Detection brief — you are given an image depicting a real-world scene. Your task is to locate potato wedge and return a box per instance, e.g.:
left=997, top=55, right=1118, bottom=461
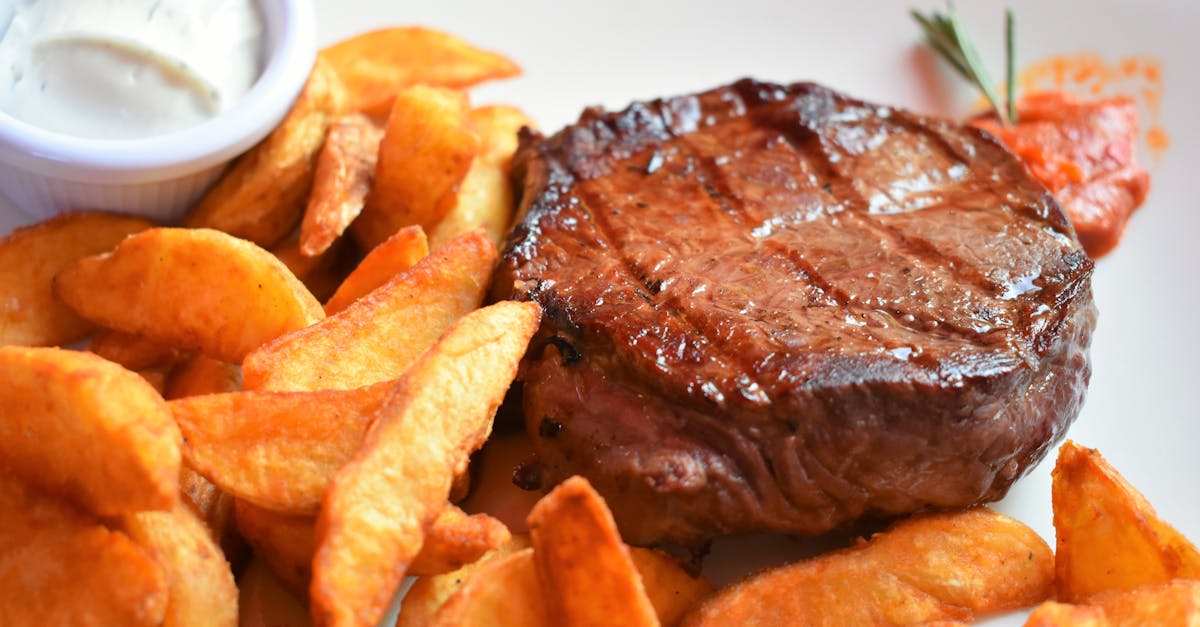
left=459, top=431, right=542, bottom=534
left=311, top=300, right=541, bottom=627
left=397, top=536, right=533, bottom=627
left=243, top=229, right=496, bottom=392
left=418, top=543, right=709, bottom=627
left=427, top=548, right=549, bottom=627
left=429, top=105, right=531, bottom=250
left=271, top=232, right=351, bottom=304
left=165, top=354, right=243, bottom=399
left=352, top=86, right=479, bottom=250
left=172, top=382, right=390, bottom=514
left=0, top=346, right=180, bottom=516
left=89, top=329, right=181, bottom=371
left=528, top=476, right=660, bottom=627
left=301, top=114, right=384, bottom=257
left=682, top=507, right=1053, bottom=626
left=0, top=473, right=168, bottom=626
left=235, top=500, right=317, bottom=600
left=1024, top=601, right=1109, bottom=626
left=122, top=502, right=238, bottom=627
left=55, top=228, right=324, bottom=364
left=239, top=558, right=313, bottom=627
left=184, top=57, right=345, bottom=248
left=410, top=508, right=511, bottom=577
left=1053, top=440, right=1200, bottom=603
left=323, top=224, right=429, bottom=315
left=179, top=465, right=244, bottom=567
left=1091, top=579, right=1200, bottom=625
left=0, top=211, right=150, bottom=346
left=318, top=27, right=520, bottom=120
left=629, top=549, right=715, bottom=627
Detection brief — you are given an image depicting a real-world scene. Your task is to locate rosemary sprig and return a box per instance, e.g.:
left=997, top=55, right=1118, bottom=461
left=912, top=3, right=1017, bottom=126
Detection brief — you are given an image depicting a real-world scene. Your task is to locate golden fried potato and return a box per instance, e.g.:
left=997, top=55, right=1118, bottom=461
left=89, top=328, right=180, bottom=371
left=429, top=105, right=532, bottom=250
left=301, top=114, right=383, bottom=257
left=0, top=211, right=150, bottom=346
left=184, top=57, right=345, bottom=248
left=629, top=549, right=715, bottom=627
left=1091, top=579, right=1200, bottom=625
left=55, top=228, right=324, bottom=364
left=271, top=231, right=351, bottom=304
left=179, top=465, right=244, bottom=568
left=311, top=300, right=541, bottom=627
left=397, top=536, right=533, bottom=627
left=352, top=86, right=479, bottom=250
left=172, top=382, right=390, bottom=514
left=0, top=473, right=168, bottom=626
left=427, top=548, right=549, bottom=627
left=243, top=229, right=496, bottom=392
left=1024, top=601, right=1109, bottom=626
left=323, top=224, right=428, bottom=315
left=682, top=507, right=1053, bottom=626
left=459, top=431, right=542, bottom=533
left=164, top=355, right=242, bottom=399
left=235, top=500, right=316, bottom=600
left=410, top=507, right=511, bottom=577
left=318, top=27, right=520, bottom=120
left=238, top=558, right=313, bottom=627
left=1053, top=440, right=1200, bottom=603
left=528, top=476, right=660, bottom=627
left=0, top=346, right=180, bottom=516
left=122, top=502, right=238, bottom=627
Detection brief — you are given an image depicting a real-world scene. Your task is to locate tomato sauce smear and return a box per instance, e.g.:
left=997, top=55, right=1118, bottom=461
left=973, top=91, right=1150, bottom=258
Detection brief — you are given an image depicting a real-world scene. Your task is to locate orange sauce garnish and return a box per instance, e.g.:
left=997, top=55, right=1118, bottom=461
left=1017, top=53, right=1168, bottom=161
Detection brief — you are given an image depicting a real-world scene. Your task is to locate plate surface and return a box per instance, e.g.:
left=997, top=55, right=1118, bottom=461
left=3, top=1, right=1196, bottom=623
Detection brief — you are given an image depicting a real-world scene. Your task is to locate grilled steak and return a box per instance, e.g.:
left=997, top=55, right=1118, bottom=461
left=499, top=80, right=1096, bottom=546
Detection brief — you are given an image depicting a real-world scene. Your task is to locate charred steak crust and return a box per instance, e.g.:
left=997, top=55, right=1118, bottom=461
left=499, top=79, right=1096, bottom=546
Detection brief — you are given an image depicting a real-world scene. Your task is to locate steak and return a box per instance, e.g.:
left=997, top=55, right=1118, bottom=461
left=498, top=79, right=1096, bottom=546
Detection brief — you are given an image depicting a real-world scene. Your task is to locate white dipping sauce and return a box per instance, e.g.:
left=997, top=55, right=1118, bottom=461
left=0, top=0, right=264, bottom=140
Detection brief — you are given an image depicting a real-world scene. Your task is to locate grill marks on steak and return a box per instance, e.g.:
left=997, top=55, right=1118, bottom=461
left=502, top=80, right=1096, bottom=545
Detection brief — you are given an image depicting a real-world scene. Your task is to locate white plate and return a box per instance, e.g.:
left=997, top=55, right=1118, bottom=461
left=3, top=1, right=1196, bottom=623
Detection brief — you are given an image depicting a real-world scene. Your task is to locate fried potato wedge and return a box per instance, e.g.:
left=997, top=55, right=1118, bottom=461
left=272, top=232, right=350, bottom=303
left=239, top=558, right=313, bottom=627
left=55, top=228, right=324, bottom=364
left=184, top=57, right=345, bottom=248
left=1091, top=579, right=1200, bottom=625
left=319, top=27, right=520, bottom=120
left=301, top=114, right=384, bottom=257
left=429, top=105, right=531, bottom=250
left=417, top=542, right=709, bottom=627
left=459, top=431, right=542, bottom=534
left=323, top=224, right=428, bottom=315
left=179, top=465, right=244, bottom=567
left=165, top=355, right=243, bottom=399
left=410, top=507, right=511, bottom=577
left=1024, top=601, right=1109, bottom=626
left=352, top=86, right=479, bottom=250
left=122, top=502, right=238, bottom=627
left=235, top=500, right=317, bottom=600
left=0, top=211, right=150, bottom=346
left=243, top=229, right=496, bottom=392
left=172, top=382, right=389, bottom=514
left=427, top=548, right=549, bottom=627
left=629, top=549, right=715, bottom=627
left=0, top=473, right=168, bottom=626
left=682, top=507, right=1053, bottom=626
left=1053, top=440, right=1200, bottom=603
left=528, top=476, right=660, bottom=627
left=397, top=535, right=532, bottom=627
left=89, top=329, right=181, bottom=371
left=0, top=346, right=180, bottom=516
left=311, top=300, right=541, bottom=627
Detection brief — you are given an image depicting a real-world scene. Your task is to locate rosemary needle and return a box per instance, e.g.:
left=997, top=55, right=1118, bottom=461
left=912, top=2, right=1017, bottom=126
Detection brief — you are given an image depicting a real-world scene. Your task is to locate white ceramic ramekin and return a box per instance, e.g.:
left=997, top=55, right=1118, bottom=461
left=0, top=0, right=316, bottom=223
